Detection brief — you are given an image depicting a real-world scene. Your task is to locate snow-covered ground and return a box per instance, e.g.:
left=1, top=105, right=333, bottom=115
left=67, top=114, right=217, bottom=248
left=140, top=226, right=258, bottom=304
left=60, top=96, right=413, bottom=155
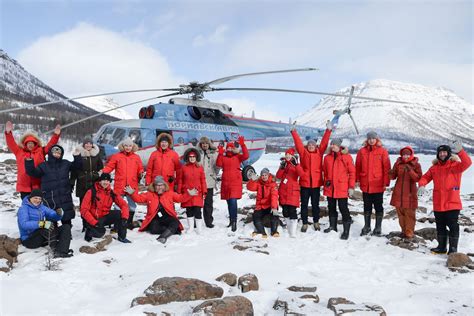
left=0, top=152, right=473, bottom=315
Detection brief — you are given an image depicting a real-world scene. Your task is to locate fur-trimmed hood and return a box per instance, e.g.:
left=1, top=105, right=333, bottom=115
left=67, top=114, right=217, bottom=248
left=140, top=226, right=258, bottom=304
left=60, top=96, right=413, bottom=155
left=118, top=140, right=139, bottom=153
left=19, top=132, right=42, bottom=149
left=325, top=145, right=349, bottom=155
left=432, top=154, right=460, bottom=165
left=362, top=138, right=383, bottom=148
left=76, top=144, right=100, bottom=157
left=183, top=147, right=201, bottom=162
left=198, top=136, right=216, bottom=150
left=156, top=133, right=173, bottom=149
left=147, top=181, right=170, bottom=193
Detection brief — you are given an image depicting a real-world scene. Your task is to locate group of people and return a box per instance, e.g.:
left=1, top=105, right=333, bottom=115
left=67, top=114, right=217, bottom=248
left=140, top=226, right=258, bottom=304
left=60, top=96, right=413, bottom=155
left=7, top=118, right=471, bottom=258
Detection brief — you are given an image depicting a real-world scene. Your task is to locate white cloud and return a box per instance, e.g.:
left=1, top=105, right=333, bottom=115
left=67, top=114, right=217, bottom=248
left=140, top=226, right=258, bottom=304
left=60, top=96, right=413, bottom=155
left=17, top=22, right=184, bottom=115
left=193, top=24, right=229, bottom=47
left=214, top=97, right=286, bottom=122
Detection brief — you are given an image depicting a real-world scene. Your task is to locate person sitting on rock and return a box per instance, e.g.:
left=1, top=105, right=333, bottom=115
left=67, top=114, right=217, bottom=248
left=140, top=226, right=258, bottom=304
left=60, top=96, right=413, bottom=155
left=124, top=176, right=198, bottom=244
left=80, top=173, right=131, bottom=243
left=418, top=141, right=471, bottom=254
left=4, top=121, right=61, bottom=200
left=247, top=168, right=279, bottom=238
left=17, top=189, right=73, bottom=258
left=389, top=147, right=423, bottom=240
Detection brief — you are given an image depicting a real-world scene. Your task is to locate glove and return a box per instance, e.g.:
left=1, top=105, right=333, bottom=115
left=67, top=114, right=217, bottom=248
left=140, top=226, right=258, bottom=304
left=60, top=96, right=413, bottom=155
left=188, top=188, right=198, bottom=196
left=124, top=185, right=135, bottom=195
left=218, top=145, right=224, bottom=155
left=55, top=208, right=63, bottom=217
left=290, top=158, right=298, bottom=166
left=452, top=140, right=463, bottom=154
left=250, top=173, right=259, bottom=181
left=348, top=188, right=354, bottom=197
left=5, top=121, right=13, bottom=133
left=326, top=120, right=334, bottom=131
left=168, top=176, right=175, bottom=183
left=271, top=209, right=279, bottom=216
left=279, top=159, right=287, bottom=169
left=73, top=148, right=80, bottom=156
left=39, top=220, right=52, bottom=229
left=417, top=186, right=426, bottom=197
left=238, top=135, right=245, bottom=146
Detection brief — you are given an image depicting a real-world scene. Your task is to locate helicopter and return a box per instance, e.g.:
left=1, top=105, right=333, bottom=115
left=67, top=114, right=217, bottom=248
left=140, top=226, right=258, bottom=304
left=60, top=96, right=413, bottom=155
left=1, top=68, right=408, bottom=180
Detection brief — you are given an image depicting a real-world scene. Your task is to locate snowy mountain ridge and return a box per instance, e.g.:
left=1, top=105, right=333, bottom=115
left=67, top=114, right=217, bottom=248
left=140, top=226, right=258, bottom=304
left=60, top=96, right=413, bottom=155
left=295, top=79, right=474, bottom=152
left=79, top=96, right=132, bottom=120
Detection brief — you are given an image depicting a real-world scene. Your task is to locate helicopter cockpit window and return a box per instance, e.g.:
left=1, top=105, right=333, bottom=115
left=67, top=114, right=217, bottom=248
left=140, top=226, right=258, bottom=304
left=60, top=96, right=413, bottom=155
left=97, top=127, right=115, bottom=145
left=177, top=137, right=185, bottom=145
left=109, top=128, right=126, bottom=146
left=129, top=129, right=142, bottom=147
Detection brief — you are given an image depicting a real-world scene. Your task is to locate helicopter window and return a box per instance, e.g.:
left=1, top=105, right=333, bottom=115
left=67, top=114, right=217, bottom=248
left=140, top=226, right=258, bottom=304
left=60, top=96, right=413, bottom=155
left=190, top=138, right=198, bottom=146
left=97, top=127, right=115, bottom=145
left=110, top=128, right=126, bottom=146
left=188, top=106, right=202, bottom=120
left=177, top=137, right=185, bottom=144
left=129, top=129, right=142, bottom=147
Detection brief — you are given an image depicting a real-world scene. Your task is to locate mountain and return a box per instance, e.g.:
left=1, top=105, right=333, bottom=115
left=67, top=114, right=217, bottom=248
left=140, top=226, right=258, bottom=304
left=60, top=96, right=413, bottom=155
left=0, top=49, right=117, bottom=142
left=295, top=79, right=473, bottom=153
left=79, top=96, right=132, bottom=120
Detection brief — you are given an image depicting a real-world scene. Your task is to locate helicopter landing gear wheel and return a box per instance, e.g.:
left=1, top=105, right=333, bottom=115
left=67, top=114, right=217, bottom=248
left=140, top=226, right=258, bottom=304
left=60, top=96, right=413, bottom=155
left=242, top=165, right=256, bottom=182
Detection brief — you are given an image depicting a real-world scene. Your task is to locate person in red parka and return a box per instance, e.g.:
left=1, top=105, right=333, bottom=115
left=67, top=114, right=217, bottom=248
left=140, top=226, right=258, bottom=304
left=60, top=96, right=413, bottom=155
left=322, top=139, right=356, bottom=240
left=102, top=137, right=144, bottom=229
left=216, top=136, right=249, bottom=232
left=291, top=121, right=333, bottom=232
left=276, top=148, right=304, bottom=238
left=4, top=121, right=61, bottom=199
left=178, top=148, right=207, bottom=234
left=247, top=168, right=279, bottom=238
left=389, top=147, right=423, bottom=239
left=80, top=173, right=131, bottom=243
left=356, top=131, right=391, bottom=236
left=418, top=141, right=471, bottom=254
left=146, top=133, right=181, bottom=190
left=124, top=176, right=198, bottom=243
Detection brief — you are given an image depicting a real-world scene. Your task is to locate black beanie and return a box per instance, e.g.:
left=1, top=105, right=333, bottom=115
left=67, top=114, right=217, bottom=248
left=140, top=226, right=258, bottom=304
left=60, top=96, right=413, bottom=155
left=437, top=145, right=452, bottom=162
left=29, top=189, right=43, bottom=199
left=99, top=173, right=112, bottom=182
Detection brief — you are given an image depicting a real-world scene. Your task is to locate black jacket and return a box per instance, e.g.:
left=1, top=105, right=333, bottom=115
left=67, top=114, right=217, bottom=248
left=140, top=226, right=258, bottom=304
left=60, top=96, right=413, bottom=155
left=70, top=144, right=103, bottom=199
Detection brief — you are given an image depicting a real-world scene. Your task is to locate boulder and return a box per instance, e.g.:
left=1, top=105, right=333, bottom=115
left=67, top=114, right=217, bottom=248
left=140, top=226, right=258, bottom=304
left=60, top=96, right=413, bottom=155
left=287, top=285, right=317, bottom=292
left=238, top=274, right=259, bottom=293
left=387, top=235, right=425, bottom=251
left=417, top=217, right=436, bottom=224
left=0, top=235, right=21, bottom=272
left=215, top=273, right=237, bottom=286
left=327, top=297, right=386, bottom=316
left=192, top=296, right=254, bottom=315
left=414, top=227, right=437, bottom=241
left=349, top=190, right=363, bottom=201
left=300, top=294, right=320, bottom=303
left=131, top=277, right=223, bottom=307
left=79, top=235, right=113, bottom=254
left=447, top=253, right=473, bottom=272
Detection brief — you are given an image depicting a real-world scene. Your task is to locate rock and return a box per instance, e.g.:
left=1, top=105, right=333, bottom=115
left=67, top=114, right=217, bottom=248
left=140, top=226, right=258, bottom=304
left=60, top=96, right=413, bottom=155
left=327, top=297, right=386, bottom=316
left=273, top=299, right=289, bottom=313
left=415, top=227, right=437, bottom=241
left=417, top=206, right=428, bottom=213
left=0, top=235, right=21, bottom=272
left=327, top=297, right=355, bottom=311
left=300, top=294, right=320, bottom=303
left=464, top=227, right=473, bottom=233
left=131, top=277, right=223, bottom=307
left=3, top=159, right=17, bottom=165
left=383, top=209, right=398, bottom=219
left=215, top=273, right=237, bottom=286
left=385, top=231, right=404, bottom=239
left=287, top=285, right=317, bottom=292
left=447, top=253, right=473, bottom=268
left=459, top=215, right=473, bottom=226
left=238, top=274, right=259, bottom=293
left=349, top=190, right=363, bottom=201
left=387, top=235, right=425, bottom=251
left=79, top=235, right=113, bottom=254
left=192, top=296, right=254, bottom=315
left=417, top=217, right=436, bottom=224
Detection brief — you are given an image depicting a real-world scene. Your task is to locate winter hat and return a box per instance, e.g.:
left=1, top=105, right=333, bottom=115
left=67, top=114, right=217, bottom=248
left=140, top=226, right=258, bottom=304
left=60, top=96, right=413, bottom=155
left=366, top=131, right=378, bottom=140
left=154, top=176, right=166, bottom=185
left=226, top=142, right=236, bottom=150
left=437, top=145, right=452, bottom=161
left=83, top=137, right=93, bottom=146
left=121, top=137, right=134, bottom=147
left=29, top=189, right=43, bottom=199
left=307, top=139, right=317, bottom=147
left=260, top=168, right=270, bottom=175
left=50, top=145, right=63, bottom=155
left=285, top=148, right=296, bottom=156
left=330, top=138, right=343, bottom=147
left=188, top=151, right=197, bottom=157
left=99, top=173, right=112, bottom=182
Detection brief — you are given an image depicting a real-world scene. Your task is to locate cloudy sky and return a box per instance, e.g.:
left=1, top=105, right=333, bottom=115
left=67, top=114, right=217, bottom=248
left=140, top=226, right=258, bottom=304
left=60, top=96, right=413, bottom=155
left=2, top=0, right=472, bottom=122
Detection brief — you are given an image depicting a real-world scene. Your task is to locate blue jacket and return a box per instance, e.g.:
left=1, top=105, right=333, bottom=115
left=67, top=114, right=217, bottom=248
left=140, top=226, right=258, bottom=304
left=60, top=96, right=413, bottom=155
left=17, top=196, right=62, bottom=240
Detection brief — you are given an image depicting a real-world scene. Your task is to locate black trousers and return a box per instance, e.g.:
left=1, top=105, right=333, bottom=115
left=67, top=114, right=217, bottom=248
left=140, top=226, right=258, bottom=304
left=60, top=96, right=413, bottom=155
left=363, top=192, right=384, bottom=215
left=300, top=187, right=321, bottom=224
left=282, top=205, right=297, bottom=220
left=186, top=206, right=202, bottom=219
left=434, top=210, right=460, bottom=238
left=147, top=215, right=180, bottom=235
left=22, top=225, right=71, bottom=254
left=327, top=197, right=351, bottom=222
left=203, top=188, right=214, bottom=226
left=85, top=209, right=127, bottom=239
left=253, top=208, right=278, bottom=234
left=20, top=192, right=31, bottom=200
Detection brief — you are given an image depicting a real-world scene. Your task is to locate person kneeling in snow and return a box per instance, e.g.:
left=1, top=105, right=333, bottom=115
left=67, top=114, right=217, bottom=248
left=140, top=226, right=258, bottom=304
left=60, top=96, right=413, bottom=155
left=17, top=189, right=73, bottom=258
left=80, top=173, right=131, bottom=243
left=418, top=141, right=471, bottom=254
left=124, top=176, right=198, bottom=244
left=247, top=168, right=280, bottom=238
left=322, top=139, right=356, bottom=240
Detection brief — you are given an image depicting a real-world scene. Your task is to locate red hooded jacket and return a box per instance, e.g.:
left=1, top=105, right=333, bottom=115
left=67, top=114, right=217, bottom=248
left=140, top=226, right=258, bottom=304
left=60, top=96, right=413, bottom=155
left=246, top=174, right=279, bottom=211
left=178, top=163, right=207, bottom=207
left=276, top=160, right=304, bottom=207
left=323, top=147, right=356, bottom=199
left=145, top=133, right=181, bottom=188
left=216, top=143, right=249, bottom=200
left=356, top=139, right=391, bottom=193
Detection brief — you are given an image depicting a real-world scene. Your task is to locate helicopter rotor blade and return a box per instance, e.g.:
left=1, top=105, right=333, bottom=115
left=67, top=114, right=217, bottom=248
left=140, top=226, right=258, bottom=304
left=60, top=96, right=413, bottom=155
left=348, top=112, right=360, bottom=135
left=0, top=88, right=181, bottom=114
left=212, top=87, right=410, bottom=104
left=204, top=68, right=318, bottom=86
left=43, top=91, right=181, bottom=134
left=347, top=85, right=355, bottom=108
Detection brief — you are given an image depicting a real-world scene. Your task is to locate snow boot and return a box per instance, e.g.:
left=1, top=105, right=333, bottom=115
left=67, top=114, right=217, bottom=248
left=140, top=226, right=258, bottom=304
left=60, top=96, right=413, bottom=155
left=195, top=219, right=203, bottom=235
left=289, top=219, right=298, bottom=238
left=231, top=220, right=237, bottom=232
left=127, top=212, right=135, bottom=230
left=186, top=217, right=195, bottom=234
left=254, top=219, right=266, bottom=235
left=448, top=236, right=458, bottom=254
left=270, top=217, right=279, bottom=236
left=324, top=217, right=337, bottom=233
left=313, top=222, right=321, bottom=231
left=301, top=224, right=308, bottom=233
left=157, top=229, right=173, bottom=244
left=340, top=221, right=351, bottom=240
left=54, top=251, right=73, bottom=258
left=118, top=237, right=132, bottom=243
left=227, top=219, right=232, bottom=228
left=360, top=213, right=371, bottom=236
left=372, top=214, right=383, bottom=236
left=431, top=235, right=448, bottom=254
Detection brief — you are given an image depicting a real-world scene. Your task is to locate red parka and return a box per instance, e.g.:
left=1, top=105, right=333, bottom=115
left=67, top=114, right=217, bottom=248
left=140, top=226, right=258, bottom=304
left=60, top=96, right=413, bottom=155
left=80, top=182, right=129, bottom=226
left=130, top=185, right=192, bottom=232
left=323, top=147, right=356, bottom=199
left=419, top=150, right=471, bottom=212
left=276, top=161, right=304, bottom=207
left=102, top=143, right=144, bottom=195
left=5, top=131, right=60, bottom=192
left=291, top=129, right=331, bottom=188
left=178, top=163, right=207, bottom=207
left=389, top=147, right=423, bottom=209
left=246, top=175, right=279, bottom=211
left=356, top=140, right=391, bottom=193
left=216, top=143, right=249, bottom=200
left=145, top=133, right=181, bottom=187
